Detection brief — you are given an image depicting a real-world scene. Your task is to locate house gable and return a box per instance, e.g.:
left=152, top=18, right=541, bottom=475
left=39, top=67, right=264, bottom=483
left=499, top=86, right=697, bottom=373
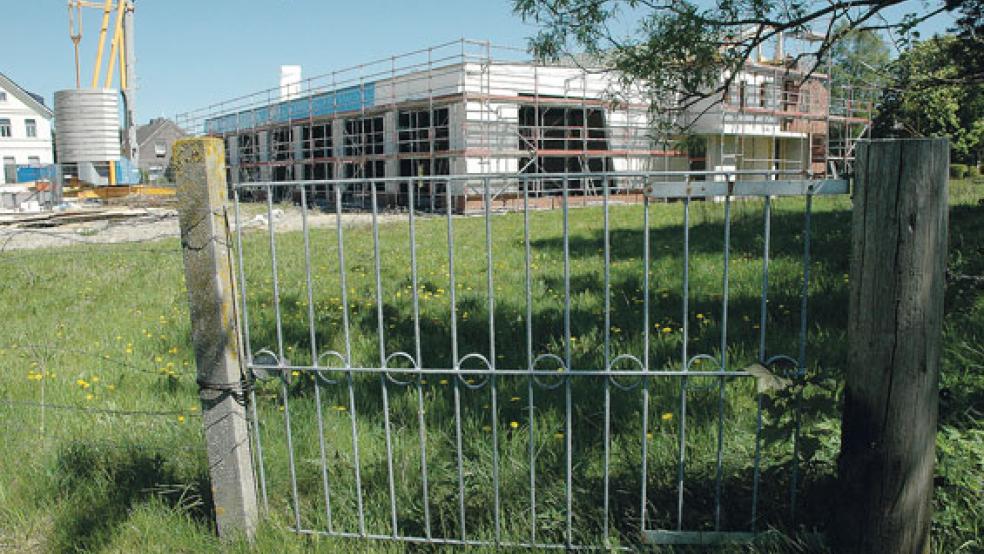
left=0, top=73, right=53, bottom=120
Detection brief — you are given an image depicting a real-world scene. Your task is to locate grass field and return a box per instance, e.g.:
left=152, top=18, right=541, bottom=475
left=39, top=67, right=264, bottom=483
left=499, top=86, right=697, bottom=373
left=0, top=181, right=981, bottom=553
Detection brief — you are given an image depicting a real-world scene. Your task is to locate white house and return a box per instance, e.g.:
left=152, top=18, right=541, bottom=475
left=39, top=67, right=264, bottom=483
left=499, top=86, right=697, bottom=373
left=0, top=72, right=54, bottom=185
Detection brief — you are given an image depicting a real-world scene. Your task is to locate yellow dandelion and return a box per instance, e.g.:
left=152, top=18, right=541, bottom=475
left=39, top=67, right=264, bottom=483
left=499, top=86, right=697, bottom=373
left=91, top=375, right=100, bottom=383
left=85, top=393, right=94, bottom=401
left=696, top=313, right=704, bottom=320
left=646, top=432, right=654, bottom=440
left=291, top=370, right=300, bottom=377
left=177, top=415, right=186, bottom=423
left=439, top=379, right=449, bottom=385
left=661, top=412, right=673, bottom=422
left=661, top=327, right=672, bottom=334
left=510, top=396, right=521, bottom=402
left=510, top=421, right=519, bottom=429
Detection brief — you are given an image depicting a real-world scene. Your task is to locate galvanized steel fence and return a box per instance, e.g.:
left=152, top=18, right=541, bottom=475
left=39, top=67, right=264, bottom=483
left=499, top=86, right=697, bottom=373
left=230, top=171, right=848, bottom=548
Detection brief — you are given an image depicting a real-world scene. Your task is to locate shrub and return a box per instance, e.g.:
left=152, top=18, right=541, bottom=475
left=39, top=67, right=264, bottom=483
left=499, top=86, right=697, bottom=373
left=966, top=165, right=980, bottom=178
left=950, top=164, right=968, bottom=179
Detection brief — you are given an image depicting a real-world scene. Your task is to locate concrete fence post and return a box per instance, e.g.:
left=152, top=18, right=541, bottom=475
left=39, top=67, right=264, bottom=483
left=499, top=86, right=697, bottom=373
left=836, top=138, right=948, bottom=553
left=174, top=137, right=258, bottom=540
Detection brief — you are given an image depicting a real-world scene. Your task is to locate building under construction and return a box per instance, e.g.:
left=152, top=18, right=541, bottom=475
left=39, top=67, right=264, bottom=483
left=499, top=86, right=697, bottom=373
left=178, top=39, right=873, bottom=211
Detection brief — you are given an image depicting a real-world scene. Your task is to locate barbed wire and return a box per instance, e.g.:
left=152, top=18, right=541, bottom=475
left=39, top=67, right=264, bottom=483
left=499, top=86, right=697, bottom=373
left=3, top=342, right=196, bottom=379
left=0, top=399, right=200, bottom=418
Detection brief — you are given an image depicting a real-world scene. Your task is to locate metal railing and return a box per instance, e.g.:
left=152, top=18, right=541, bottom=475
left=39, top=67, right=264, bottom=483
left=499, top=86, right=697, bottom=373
left=231, top=170, right=847, bottom=548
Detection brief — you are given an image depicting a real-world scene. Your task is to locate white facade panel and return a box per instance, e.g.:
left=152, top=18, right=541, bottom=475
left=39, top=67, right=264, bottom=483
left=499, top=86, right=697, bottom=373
left=372, top=65, right=465, bottom=107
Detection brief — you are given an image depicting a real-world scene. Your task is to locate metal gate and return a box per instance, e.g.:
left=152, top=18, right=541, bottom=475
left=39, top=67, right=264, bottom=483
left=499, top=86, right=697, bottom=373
left=231, top=171, right=847, bottom=548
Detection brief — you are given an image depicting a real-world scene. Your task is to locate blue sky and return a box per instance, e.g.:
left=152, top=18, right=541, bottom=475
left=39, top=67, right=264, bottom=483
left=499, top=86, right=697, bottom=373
left=1, top=1, right=956, bottom=123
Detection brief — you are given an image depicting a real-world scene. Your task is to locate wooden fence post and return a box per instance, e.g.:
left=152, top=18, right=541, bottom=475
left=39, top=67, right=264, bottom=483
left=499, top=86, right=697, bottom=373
left=174, top=137, right=258, bottom=539
left=837, top=138, right=948, bottom=553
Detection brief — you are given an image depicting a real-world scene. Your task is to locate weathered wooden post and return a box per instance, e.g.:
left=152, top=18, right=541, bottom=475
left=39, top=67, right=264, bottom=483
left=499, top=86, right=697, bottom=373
left=837, top=138, right=948, bottom=553
left=174, top=137, right=258, bottom=539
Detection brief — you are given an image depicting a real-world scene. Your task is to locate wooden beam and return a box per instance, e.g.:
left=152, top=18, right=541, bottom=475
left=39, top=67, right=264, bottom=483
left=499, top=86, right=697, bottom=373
left=836, top=138, right=948, bottom=553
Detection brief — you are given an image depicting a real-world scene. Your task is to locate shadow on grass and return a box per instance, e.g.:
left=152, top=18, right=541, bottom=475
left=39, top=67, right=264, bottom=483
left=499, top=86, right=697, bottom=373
left=49, top=440, right=212, bottom=553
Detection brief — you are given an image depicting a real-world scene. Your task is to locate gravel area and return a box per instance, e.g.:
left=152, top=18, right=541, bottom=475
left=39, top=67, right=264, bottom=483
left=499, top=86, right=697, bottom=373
left=0, top=204, right=398, bottom=252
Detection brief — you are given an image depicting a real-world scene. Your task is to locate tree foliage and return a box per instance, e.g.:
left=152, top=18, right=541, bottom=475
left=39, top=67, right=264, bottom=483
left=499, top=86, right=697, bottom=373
left=829, top=28, right=891, bottom=91
left=514, top=0, right=983, bottom=122
left=874, top=36, right=984, bottom=163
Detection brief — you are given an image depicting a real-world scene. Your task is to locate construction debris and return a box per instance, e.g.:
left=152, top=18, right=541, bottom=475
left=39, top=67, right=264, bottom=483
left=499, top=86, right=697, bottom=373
left=0, top=208, right=174, bottom=229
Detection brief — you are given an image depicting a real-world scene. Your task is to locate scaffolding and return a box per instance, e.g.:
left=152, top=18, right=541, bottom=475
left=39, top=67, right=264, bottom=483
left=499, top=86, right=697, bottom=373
left=175, top=38, right=872, bottom=211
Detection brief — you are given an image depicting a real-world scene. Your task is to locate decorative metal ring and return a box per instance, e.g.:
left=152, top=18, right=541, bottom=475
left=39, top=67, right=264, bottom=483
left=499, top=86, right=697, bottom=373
left=681, top=353, right=725, bottom=392
left=456, top=353, right=493, bottom=390
left=531, top=353, right=568, bottom=390
left=313, top=350, right=347, bottom=386
left=382, top=351, right=419, bottom=386
left=250, top=348, right=281, bottom=383
left=608, top=353, right=646, bottom=391
left=764, top=354, right=802, bottom=378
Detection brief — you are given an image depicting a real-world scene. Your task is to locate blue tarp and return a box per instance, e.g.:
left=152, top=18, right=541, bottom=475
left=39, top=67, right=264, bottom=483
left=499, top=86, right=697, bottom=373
left=115, top=158, right=141, bottom=185
left=204, top=83, right=376, bottom=134
left=15, top=165, right=56, bottom=183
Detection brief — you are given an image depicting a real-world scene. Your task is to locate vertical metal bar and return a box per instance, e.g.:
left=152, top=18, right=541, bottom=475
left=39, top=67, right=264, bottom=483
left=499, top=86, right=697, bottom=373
left=639, top=181, right=651, bottom=532
left=300, top=186, right=334, bottom=532
left=752, top=197, right=771, bottom=531
left=334, top=184, right=366, bottom=536
left=446, top=179, right=466, bottom=540
left=408, top=179, right=433, bottom=538
left=563, top=169, right=573, bottom=547
left=266, top=186, right=301, bottom=531
left=714, top=191, right=732, bottom=530
left=483, top=177, right=502, bottom=544
left=523, top=176, right=536, bottom=543
left=676, top=194, right=690, bottom=531
left=371, top=186, right=399, bottom=537
left=791, top=191, right=813, bottom=521
left=232, top=186, right=254, bottom=375
left=602, top=174, right=611, bottom=545
left=233, top=188, right=268, bottom=514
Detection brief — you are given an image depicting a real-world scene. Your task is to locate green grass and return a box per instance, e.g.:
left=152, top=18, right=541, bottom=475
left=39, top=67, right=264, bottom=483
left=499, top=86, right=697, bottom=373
left=1, top=181, right=981, bottom=553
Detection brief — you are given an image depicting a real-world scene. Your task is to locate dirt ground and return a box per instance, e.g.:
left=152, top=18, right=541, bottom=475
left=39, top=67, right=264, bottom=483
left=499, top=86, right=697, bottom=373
left=0, top=204, right=398, bottom=252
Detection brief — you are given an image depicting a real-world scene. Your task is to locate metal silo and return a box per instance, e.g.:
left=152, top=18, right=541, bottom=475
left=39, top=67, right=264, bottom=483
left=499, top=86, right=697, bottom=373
left=54, top=89, right=121, bottom=163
